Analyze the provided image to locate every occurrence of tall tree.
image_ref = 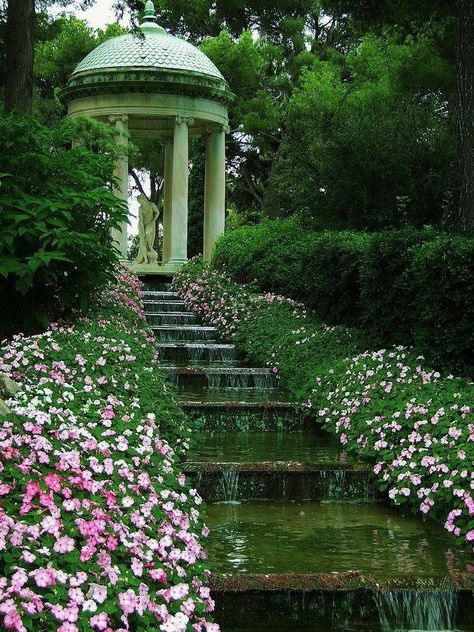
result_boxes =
[457,0,474,234]
[5,0,35,112]
[321,0,472,232]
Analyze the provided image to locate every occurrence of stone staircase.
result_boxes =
[142,278,474,632]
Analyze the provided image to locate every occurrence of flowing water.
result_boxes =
[221,467,240,504]
[177,387,293,403]
[376,590,458,631]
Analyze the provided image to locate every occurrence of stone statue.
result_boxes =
[135,194,160,264]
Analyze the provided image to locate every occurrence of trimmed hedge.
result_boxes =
[212,220,474,375]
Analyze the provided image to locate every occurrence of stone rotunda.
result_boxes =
[61,1,233,272]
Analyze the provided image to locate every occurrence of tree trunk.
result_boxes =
[5,0,35,113]
[457,0,474,234]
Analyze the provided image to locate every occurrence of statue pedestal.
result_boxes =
[126,262,183,276]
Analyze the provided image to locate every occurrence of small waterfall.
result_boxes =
[206,371,277,389]
[221,467,240,504]
[150,314,195,325]
[156,327,215,343]
[188,345,237,365]
[376,590,458,631]
[194,470,203,490]
[319,470,378,502]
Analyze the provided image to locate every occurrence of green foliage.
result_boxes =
[0,113,127,339]
[409,235,474,374]
[32,14,128,124]
[266,35,457,229]
[212,221,474,375]
[146,1,457,229]
[174,257,371,401]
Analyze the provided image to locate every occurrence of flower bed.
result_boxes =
[0,269,218,631]
[173,258,474,560]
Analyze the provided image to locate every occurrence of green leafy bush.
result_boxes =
[0,113,127,339]
[212,221,474,375]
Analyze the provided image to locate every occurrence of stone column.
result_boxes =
[109,114,129,259]
[162,138,174,264]
[168,116,192,266]
[204,124,227,261]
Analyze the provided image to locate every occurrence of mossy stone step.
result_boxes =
[211,579,474,631]
[162,366,277,389]
[145,300,186,313]
[184,462,376,502]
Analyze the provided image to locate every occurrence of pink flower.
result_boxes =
[90,613,109,630]
[54,536,75,554]
[119,590,137,615]
[45,473,62,492]
[86,584,107,604]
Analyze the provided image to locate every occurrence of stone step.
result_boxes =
[161,366,277,389]
[181,399,304,432]
[184,462,375,502]
[151,324,217,342]
[145,300,186,313]
[156,342,238,365]
[143,291,181,301]
[177,387,289,405]
[146,312,198,326]
[211,579,474,631]
[140,282,172,292]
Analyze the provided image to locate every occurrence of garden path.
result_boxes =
[142,279,473,632]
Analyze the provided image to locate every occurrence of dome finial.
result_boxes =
[140,0,166,32]
[144,0,155,17]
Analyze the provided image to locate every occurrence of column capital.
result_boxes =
[175,115,194,127]
[204,123,230,138]
[109,114,129,125]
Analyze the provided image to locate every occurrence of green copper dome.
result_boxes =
[62,2,232,105]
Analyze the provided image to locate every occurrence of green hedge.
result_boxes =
[212,220,474,375]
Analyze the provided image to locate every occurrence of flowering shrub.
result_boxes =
[173,258,474,559]
[173,257,302,341]
[212,221,474,375]
[173,258,370,397]
[0,269,218,631]
[313,348,474,557]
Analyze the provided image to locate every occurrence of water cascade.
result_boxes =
[376,590,458,631]
[221,466,240,504]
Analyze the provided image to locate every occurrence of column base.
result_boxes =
[167,257,188,266]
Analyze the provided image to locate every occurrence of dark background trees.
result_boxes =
[1,0,472,246]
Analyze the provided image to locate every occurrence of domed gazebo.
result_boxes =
[61,1,233,272]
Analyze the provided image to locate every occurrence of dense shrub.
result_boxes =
[409,236,474,374]
[0,269,218,631]
[173,259,474,558]
[0,114,127,339]
[212,221,474,375]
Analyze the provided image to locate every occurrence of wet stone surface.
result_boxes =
[186,469,377,502]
